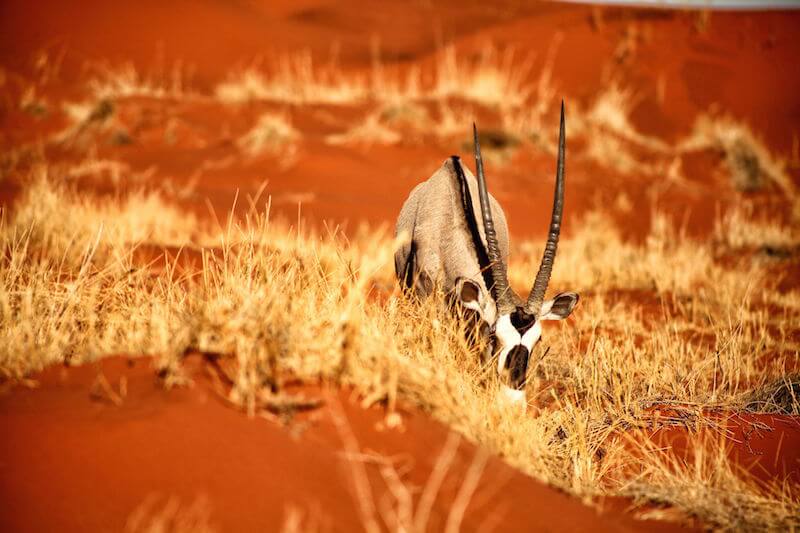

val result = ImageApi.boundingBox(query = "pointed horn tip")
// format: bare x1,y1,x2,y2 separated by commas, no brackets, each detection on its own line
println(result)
473,123,482,156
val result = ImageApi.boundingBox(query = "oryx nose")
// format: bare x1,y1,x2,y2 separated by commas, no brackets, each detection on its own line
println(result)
505,345,530,390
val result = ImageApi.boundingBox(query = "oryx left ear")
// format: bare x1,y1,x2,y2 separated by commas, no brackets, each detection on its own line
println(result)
540,292,579,320
455,277,484,313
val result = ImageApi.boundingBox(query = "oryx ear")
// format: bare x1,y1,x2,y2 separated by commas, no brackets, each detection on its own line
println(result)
540,292,579,320
455,277,483,312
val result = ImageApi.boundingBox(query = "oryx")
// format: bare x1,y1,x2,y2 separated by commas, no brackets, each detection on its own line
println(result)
394,102,579,407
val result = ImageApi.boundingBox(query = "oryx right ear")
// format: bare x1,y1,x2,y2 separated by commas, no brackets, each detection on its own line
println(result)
540,292,579,320
455,277,484,313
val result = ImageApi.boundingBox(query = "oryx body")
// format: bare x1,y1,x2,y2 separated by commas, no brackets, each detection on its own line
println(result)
394,156,509,327
394,103,579,408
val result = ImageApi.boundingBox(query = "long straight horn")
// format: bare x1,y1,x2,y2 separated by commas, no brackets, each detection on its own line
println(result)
473,123,512,311
527,101,566,316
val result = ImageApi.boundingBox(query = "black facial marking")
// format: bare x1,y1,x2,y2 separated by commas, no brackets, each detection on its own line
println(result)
510,307,536,334
507,345,530,390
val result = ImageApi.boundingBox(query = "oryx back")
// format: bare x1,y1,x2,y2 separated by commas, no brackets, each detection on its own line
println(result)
394,156,509,300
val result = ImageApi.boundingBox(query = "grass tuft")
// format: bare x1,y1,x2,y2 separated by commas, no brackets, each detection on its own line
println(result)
237,112,300,157
2,173,798,530
681,114,795,197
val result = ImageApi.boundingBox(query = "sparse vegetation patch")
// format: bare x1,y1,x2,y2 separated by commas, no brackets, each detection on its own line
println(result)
2,176,797,530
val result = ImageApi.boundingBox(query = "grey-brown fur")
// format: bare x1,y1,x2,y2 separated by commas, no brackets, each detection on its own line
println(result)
394,156,509,304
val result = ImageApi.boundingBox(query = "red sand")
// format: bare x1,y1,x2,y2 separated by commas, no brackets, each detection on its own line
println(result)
2,1,800,530
647,410,800,485
0,355,688,532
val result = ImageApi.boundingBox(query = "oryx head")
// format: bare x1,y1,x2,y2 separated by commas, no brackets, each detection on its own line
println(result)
474,102,579,405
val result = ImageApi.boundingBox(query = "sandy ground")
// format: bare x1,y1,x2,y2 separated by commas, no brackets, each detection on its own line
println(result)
1,1,799,531
1,355,694,532
2,2,799,239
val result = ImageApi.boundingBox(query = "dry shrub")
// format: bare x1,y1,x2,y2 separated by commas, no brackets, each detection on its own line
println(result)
58,98,117,146
713,202,799,252
216,44,530,109
376,101,430,128
742,374,800,415
326,111,402,146
87,62,189,100
586,85,656,147
19,85,48,116
8,172,199,266
216,53,369,105
515,210,720,296
325,101,435,146
501,36,559,148
65,156,131,185
427,102,476,140
0,174,200,377
431,44,533,109
623,434,799,530
257,39,677,171
237,112,299,157
2,177,798,530
681,114,795,197
566,84,669,174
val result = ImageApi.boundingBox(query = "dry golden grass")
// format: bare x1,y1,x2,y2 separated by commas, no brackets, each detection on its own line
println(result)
215,44,530,109
623,433,799,529
216,53,370,105
3,41,800,509
713,202,800,252
268,56,685,179
5,33,799,532
550,83,673,175
57,98,118,146
0,175,202,377
325,101,480,148
87,62,190,101
66,41,794,211
9,172,199,266
681,114,796,197
237,111,300,157
2,173,798,530
430,45,533,109
325,111,402,146
583,83,668,153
